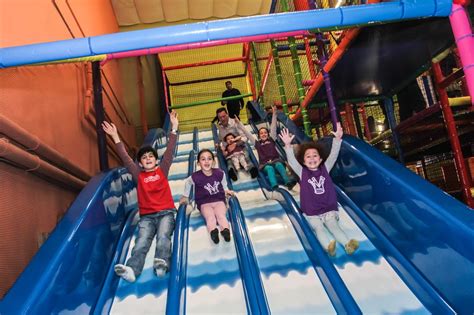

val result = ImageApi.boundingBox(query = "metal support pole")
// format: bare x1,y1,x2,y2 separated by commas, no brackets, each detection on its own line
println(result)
251,42,262,99
384,98,404,163
136,57,149,136
271,40,289,115
352,104,364,139
92,61,109,171
316,34,339,131
304,37,317,80
259,51,274,97
358,103,372,141
245,43,257,100
281,0,311,135
162,70,171,114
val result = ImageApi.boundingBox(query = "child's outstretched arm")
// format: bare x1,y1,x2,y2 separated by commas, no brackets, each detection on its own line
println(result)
279,129,302,178
221,173,235,197
160,111,179,177
221,143,229,157
234,116,256,145
325,122,343,172
180,175,194,205
270,104,278,139
102,121,140,181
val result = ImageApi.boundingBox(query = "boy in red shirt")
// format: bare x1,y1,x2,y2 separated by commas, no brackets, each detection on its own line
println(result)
102,111,179,282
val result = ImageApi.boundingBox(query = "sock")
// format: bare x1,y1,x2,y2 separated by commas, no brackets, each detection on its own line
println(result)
153,258,168,277
114,264,136,283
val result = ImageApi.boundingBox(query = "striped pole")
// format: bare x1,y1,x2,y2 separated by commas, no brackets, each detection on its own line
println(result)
271,40,289,115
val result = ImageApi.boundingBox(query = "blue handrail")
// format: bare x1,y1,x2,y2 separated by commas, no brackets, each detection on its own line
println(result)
166,148,196,314
92,209,139,314
334,186,454,314
228,197,269,315
192,127,199,153
0,168,136,314
211,124,270,314
277,188,362,314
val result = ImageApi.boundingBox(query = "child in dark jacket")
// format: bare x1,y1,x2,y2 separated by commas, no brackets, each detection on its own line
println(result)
279,123,359,257
180,149,235,244
236,105,296,190
102,111,179,282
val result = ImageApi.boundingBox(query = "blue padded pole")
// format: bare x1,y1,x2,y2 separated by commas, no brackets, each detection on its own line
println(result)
0,1,452,68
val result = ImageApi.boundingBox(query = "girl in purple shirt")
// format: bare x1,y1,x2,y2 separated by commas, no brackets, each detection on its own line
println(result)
236,105,296,190
280,123,359,257
180,149,234,244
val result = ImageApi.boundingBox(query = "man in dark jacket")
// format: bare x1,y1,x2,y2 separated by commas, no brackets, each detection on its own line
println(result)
221,81,244,119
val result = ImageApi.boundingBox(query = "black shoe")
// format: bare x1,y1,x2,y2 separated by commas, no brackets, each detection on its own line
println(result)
249,166,258,178
286,180,297,190
210,228,220,244
228,168,238,181
221,228,231,242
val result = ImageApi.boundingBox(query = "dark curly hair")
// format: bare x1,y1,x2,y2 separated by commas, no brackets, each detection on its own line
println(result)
295,142,328,166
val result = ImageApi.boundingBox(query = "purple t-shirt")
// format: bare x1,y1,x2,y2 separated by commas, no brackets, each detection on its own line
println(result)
255,138,282,169
300,165,338,216
191,169,226,210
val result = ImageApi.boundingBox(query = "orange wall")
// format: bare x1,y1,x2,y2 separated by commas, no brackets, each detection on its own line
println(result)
0,0,136,297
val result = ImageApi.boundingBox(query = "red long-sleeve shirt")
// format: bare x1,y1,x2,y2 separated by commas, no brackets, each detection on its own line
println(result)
116,133,177,215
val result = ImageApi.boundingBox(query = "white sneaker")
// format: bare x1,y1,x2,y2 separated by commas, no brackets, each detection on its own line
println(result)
114,264,136,283
153,258,168,277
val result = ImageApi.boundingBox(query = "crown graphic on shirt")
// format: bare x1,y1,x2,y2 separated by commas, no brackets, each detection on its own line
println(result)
203,181,221,195
308,176,325,195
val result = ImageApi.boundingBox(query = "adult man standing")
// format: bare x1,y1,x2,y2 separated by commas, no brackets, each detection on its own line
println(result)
221,81,244,119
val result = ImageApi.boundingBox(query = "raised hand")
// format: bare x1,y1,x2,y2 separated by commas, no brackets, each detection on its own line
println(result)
102,121,120,143
331,122,343,140
170,110,179,130
271,104,277,113
279,129,294,147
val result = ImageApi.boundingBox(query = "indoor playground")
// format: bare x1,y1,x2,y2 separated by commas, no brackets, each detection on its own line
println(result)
1,0,474,314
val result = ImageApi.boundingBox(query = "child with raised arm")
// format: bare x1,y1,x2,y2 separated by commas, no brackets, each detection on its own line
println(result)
221,133,251,174
101,111,179,282
236,105,296,190
279,123,359,257
180,149,234,244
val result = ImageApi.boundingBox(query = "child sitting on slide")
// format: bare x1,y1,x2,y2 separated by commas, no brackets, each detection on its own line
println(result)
279,123,359,257
180,149,235,244
102,111,179,282
221,133,257,179
236,105,296,190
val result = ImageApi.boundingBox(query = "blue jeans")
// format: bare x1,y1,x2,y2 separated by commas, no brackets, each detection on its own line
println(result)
126,210,175,276
263,162,290,188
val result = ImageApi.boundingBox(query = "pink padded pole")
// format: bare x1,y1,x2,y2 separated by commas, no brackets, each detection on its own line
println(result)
449,3,474,108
